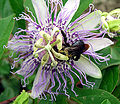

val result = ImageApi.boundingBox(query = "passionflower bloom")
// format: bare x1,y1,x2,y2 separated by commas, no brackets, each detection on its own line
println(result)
7,0,114,100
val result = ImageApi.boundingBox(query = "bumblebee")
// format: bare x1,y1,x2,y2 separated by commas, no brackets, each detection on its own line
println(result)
60,30,89,61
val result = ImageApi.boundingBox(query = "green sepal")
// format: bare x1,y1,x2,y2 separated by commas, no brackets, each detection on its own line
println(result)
107,19,120,32
101,12,109,17
109,8,120,19
13,90,30,104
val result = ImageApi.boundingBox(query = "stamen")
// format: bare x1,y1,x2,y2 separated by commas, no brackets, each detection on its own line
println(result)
56,34,63,50
47,49,58,66
43,34,49,43
39,31,51,43
34,38,44,48
41,52,49,66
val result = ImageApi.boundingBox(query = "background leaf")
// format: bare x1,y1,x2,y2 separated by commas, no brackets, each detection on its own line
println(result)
9,0,24,16
99,65,119,93
0,87,15,102
111,47,120,60
0,0,13,18
0,77,21,102
101,99,112,104
0,59,10,75
0,14,15,59
113,84,120,100
45,88,120,104
84,76,102,89
62,0,67,5
9,0,25,29
68,88,120,104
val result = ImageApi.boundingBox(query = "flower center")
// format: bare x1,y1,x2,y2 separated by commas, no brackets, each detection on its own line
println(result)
33,27,68,66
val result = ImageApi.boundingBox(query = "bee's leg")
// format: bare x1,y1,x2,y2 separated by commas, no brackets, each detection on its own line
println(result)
72,52,80,61
58,50,68,56
59,50,64,53
76,54,81,61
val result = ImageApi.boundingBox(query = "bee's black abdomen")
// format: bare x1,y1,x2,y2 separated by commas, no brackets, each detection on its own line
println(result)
72,40,85,53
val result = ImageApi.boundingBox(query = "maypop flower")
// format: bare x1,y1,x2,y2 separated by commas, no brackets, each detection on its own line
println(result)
101,9,120,37
7,0,114,100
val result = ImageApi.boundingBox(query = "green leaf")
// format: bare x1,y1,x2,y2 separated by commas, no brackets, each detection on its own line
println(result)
62,0,67,5
13,90,29,104
99,66,119,93
0,0,13,18
52,75,120,104
71,0,93,22
1,78,21,96
9,0,25,29
9,0,24,16
0,14,15,59
55,95,68,104
27,74,36,90
113,37,120,47
0,59,10,75
27,97,34,104
111,46,120,60
113,84,120,100
108,19,120,32
101,99,111,104
68,88,120,104
0,87,15,102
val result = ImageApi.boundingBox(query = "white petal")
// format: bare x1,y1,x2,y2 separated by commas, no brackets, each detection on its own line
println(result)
31,66,50,99
32,0,48,26
74,55,102,78
87,38,114,52
68,10,102,33
57,0,80,26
